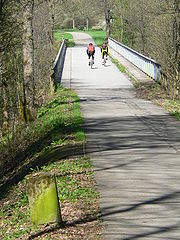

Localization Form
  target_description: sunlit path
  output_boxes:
[62,32,180,240]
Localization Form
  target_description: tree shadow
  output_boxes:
[27,190,180,239]
[75,89,180,239]
[98,190,180,239]
[28,213,99,240]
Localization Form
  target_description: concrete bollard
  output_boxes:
[26,172,62,226]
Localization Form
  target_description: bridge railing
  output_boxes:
[108,37,160,81]
[52,40,66,84]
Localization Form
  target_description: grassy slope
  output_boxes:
[0,87,101,239]
[0,87,85,180]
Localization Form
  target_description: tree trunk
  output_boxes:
[48,0,55,44]
[86,17,89,31]
[0,6,6,134]
[120,15,123,42]
[105,9,111,39]
[22,0,34,123]
[173,0,180,96]
[0,0,5,14]
[0,52,3,135]
[73,18,75,29]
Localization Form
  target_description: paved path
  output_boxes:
[62,32,180,240]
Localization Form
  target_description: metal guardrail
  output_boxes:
[52,40,66,84]
[108,37,160,81]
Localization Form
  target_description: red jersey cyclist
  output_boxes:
[86,43,95,65]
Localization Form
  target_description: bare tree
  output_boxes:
[110,0,180,98]
[57,0,81,29]
[0,0,55,136]
[78,0,96,30]
[173,0,180,94]
[97,0,113,38]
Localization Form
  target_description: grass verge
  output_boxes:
[0,157,102,239]
[110,56,126,74]
[0,85,102,239]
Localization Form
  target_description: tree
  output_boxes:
[111,0,130,43]
[78,0,96,30]
[110,0,180,98]
[173,0,180,95]
[97,0,114,38]
[57,0,81,29]
[54,0,101,30]
[0,0,55,136]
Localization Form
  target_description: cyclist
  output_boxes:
[101,42,108,64]
[87,43,95,65]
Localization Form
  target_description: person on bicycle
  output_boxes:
[101,42,108,64]
[87,43,95,65]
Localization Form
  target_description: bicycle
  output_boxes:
[103,53,108,66]
[89,55,94,69]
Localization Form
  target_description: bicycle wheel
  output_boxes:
[90,57,93,69]
[103,56,106,66]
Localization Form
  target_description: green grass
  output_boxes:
[54,29,106,47]
[84,30,106,46]
[53,30,75,47]
[0,86,96,240]
[30,86,85,146]
[0,186,30,239]
[33,86,86,148]
[0,157,99,239]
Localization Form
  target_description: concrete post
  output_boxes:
[26,172,62,226]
